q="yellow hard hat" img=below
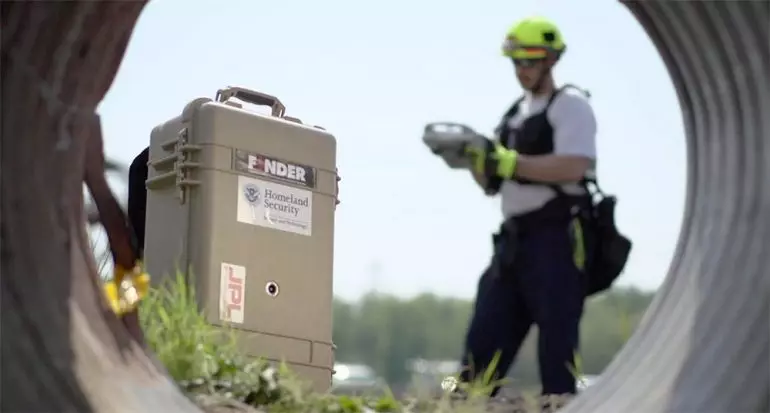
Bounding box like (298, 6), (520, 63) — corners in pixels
(501, 16), (566, 59)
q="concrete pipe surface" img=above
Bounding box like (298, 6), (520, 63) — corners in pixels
(563, 1), (769, 412)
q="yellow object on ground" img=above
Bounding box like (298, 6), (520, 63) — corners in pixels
(103, 261), (150, 316)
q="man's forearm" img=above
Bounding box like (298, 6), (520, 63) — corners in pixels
(513, 154), (591, 183)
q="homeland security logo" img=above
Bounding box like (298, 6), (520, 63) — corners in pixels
(243, 183), (261, 206)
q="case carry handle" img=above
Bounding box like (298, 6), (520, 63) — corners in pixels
(215, 86), (286, 117)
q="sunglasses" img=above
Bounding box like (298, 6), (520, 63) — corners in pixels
(512, 58), (545, 68)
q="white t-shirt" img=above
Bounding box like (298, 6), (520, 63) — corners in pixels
(500, 87), (598, 217)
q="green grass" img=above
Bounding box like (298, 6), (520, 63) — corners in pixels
(137, 272), (576, 412)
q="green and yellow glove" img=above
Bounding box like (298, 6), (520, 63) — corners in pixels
(465, 140), (519, 179)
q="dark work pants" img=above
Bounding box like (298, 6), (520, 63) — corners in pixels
(459, 217), (585, 396)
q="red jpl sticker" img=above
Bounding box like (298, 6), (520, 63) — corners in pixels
(220, 263), (246, 324)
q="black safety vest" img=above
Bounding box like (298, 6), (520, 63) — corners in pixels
(485, 84), (590, 194)
(488, 87), (632, 298)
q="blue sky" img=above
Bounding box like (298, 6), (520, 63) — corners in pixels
(97, 0), (686, 301)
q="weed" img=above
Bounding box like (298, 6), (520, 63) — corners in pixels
(137, 273), (571, 412)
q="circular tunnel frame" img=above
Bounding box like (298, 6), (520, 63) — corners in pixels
(564, 1), (769, 412)
(1, 1), (767, 412)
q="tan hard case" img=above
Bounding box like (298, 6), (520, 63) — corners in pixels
(143, 86), (337, 391)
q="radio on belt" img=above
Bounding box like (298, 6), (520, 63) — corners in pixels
(143, 86), (337, 391)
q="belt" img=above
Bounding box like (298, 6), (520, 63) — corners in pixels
(491, 195), (592, 280)
(501, 195), (588, 237)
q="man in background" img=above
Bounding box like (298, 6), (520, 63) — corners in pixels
(458, 16), (597, 411)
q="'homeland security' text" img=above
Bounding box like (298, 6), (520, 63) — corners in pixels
(263, 189), (309, 217)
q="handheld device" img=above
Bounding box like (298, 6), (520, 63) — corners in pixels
(422, 122), (490, 169)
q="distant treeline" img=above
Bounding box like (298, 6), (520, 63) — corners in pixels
(333, 287), (655, 387)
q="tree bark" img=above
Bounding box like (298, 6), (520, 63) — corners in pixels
(1, 2), (201, 412)
(86, 158), (127, 225)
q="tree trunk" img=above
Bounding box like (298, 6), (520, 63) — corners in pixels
(1, 2), (201, 412)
